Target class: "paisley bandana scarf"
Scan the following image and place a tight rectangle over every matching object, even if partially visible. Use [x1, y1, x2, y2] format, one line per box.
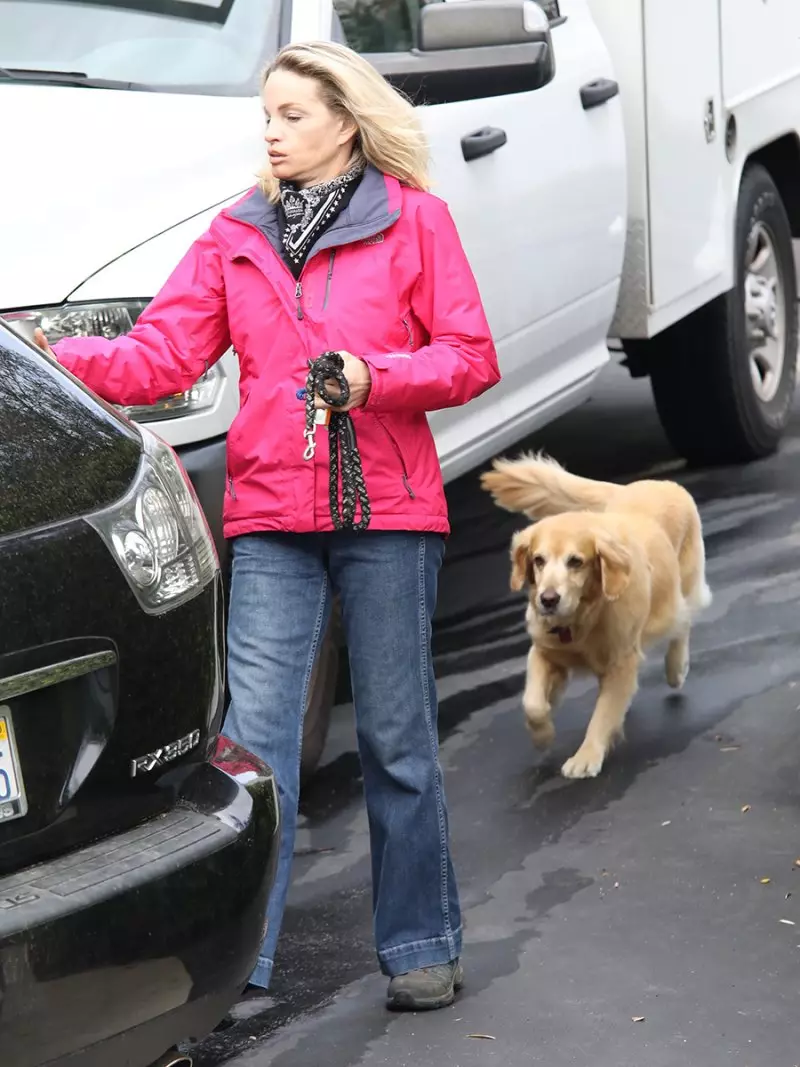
[278, 161, 365, 276]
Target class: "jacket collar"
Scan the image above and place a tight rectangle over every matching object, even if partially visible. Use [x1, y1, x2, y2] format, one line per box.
[223, 164, 402, 263]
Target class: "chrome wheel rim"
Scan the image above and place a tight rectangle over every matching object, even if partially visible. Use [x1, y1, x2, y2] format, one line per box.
[743, 221, 786, 404]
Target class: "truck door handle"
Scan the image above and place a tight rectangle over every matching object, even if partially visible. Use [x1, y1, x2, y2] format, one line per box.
[461, 126, 507, 162]
[580, 78, 619, 110]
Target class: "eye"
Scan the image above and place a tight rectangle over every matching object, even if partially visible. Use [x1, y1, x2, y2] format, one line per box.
[566, 555, 584, 569]
[286, 113, 302, 122]
[532, 555, 545, 569]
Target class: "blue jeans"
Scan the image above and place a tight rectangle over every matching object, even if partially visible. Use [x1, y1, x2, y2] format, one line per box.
[222, 531, 462, 989]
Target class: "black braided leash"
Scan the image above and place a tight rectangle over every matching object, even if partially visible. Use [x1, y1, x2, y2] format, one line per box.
[303, 351, 371, 531]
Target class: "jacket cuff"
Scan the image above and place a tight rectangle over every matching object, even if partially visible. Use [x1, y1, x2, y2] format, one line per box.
[361, 351, 411, 411]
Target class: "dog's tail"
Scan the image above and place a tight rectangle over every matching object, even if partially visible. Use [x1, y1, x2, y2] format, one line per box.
[480, 452, 616, 518]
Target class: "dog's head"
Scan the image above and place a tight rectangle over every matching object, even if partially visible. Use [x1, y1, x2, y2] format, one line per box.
[510, 515, 632, 620]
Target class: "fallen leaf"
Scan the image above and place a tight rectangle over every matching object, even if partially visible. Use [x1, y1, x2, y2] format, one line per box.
[614, 881, 620, 888]
[794, 859, 800, 868]
[780, 919, 796, 926]
[721, 746, 741, 752]
[760, 878, 771, 885]
[787, 893, 792, 900]
[662, 820, 672, 827]
[467, 1034, 496, 1041]
[741, 804, 751, 813]
[632, 1016, 645, 1023]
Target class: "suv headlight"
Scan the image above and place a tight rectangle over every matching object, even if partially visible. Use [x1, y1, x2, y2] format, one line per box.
[3, 302, 224, 422]
[87, 426, 219, 615]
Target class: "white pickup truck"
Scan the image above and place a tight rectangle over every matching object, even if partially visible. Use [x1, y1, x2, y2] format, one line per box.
[3, 0, 799, 775]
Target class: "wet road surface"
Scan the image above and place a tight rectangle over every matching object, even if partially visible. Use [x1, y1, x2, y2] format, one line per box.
[192, 359, 800, 1067]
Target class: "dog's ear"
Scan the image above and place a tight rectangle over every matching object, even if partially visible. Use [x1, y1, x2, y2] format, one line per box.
[510, 527, 537, 592]
[595, 534, 632, 601]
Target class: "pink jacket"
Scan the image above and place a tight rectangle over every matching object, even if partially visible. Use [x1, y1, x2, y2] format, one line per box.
[54, 167, 500, 538]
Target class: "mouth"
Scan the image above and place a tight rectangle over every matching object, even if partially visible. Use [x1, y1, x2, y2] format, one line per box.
[269, 153, 287, 164]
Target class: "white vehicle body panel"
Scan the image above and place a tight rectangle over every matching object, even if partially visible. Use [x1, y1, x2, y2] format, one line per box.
[1, 0, 799, 477]
[594, 0, 800, 340]
[405, 2, 627, 479]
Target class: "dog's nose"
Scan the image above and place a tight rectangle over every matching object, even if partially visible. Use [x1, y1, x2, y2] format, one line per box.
[539, 589, 561, 612]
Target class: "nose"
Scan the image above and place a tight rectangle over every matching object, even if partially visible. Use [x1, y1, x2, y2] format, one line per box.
[539, 588, 561, 612]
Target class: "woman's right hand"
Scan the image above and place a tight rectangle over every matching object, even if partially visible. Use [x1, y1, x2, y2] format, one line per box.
[33, 327, 54, 356]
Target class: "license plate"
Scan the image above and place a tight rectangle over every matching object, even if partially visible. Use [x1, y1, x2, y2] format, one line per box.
[0, 709, 27, 823]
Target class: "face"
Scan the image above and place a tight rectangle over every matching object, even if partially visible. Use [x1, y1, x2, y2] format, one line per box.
[263, 68, 357, 188]
[510, 518, 631, 621]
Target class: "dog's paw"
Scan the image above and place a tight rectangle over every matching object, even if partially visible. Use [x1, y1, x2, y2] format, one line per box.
[665, 646, 690, 690]
[562, 744, 605, 779]
[525, 714, 556, 750]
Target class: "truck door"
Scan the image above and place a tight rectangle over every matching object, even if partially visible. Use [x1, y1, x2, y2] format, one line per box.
[315, 0, 626, 480]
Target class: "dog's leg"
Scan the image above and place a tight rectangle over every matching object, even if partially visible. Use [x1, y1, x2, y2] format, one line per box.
[562, 653, 639, 779]
[523, 646, 567, 750]
[665, 624, 691, 689]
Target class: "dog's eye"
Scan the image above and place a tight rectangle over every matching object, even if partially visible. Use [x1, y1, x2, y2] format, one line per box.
[532, 555, 545, 569]
[566, 555, 584, 569]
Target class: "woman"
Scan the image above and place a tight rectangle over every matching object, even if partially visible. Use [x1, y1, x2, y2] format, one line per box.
[39, 41, 500, 1011]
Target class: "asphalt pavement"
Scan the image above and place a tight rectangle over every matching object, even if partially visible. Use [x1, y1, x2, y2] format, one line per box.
[191, 356, 800, 1067]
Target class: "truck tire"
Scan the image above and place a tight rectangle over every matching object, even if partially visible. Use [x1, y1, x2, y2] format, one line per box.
[299, 601, 341, 784]
[626, 164, 798, 466]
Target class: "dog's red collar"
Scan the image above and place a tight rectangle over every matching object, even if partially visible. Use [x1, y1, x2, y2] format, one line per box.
[549, 625, 573, 644]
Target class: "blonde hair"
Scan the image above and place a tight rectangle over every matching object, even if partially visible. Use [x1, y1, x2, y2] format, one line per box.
[258, 40, 430, 203]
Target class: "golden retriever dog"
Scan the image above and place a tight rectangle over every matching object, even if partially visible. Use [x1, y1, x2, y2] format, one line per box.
[480, 454, 711, 779]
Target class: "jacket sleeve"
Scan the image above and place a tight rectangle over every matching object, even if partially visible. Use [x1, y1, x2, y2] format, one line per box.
[361, 197, 500, 413]
[52, 231, 231, 407]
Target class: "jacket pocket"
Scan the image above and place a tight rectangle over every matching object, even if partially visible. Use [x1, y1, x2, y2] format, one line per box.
[373, 414, 415, 500]
[226, 388, 251, 449]
[401, 316, 415, 350]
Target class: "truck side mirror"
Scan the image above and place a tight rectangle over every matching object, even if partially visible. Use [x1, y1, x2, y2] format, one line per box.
[419, 0, 551, 52]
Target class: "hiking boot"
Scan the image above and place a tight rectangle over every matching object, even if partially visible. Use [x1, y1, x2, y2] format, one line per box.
[386, 960, 463, 1011]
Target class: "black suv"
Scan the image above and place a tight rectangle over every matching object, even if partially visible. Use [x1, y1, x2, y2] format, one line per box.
[0, 320, 279, 1066]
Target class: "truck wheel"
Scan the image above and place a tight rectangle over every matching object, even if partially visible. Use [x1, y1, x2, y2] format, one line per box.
[629, 164, 798, 465]
[299, 601, 341, 784]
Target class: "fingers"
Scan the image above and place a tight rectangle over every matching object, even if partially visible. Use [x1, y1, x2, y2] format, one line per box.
[33, 327, 53, 354]
[313, 376, 343, 409]
[314, 395, 353, 413]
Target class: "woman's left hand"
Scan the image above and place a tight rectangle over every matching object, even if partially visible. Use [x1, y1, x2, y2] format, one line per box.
[315, 351, 372, 412]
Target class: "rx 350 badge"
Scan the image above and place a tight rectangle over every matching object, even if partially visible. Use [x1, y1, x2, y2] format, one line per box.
[130, 729, 201, 777]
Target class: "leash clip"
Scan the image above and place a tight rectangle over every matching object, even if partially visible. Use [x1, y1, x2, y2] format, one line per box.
[303, 425, 317, 461]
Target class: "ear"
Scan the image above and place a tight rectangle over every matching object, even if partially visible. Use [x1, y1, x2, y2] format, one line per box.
[595, 535, 632, 601]
[510, 527, 537, 592]
[337, 115, 359, 147]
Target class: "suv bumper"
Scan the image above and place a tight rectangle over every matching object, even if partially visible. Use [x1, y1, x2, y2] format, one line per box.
[0, 740, 279, 1067]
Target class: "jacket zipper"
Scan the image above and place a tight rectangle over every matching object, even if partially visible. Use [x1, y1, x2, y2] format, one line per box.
[375, 416, 415, 499]
[228, 475, 237, 500]
[223, 210, 391, 312]
[322, 250, 336, 311]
